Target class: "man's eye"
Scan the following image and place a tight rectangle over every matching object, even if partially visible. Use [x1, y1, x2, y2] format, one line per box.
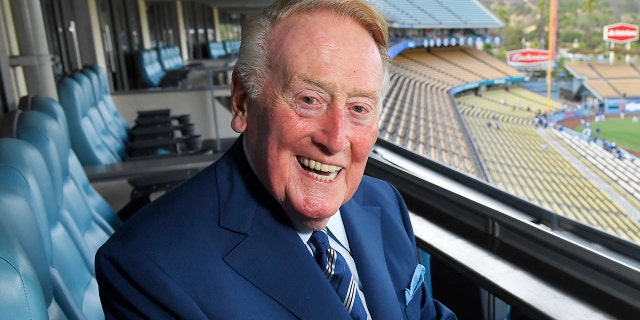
[301, 96, 319, 105]
[352, 105, 366, 113]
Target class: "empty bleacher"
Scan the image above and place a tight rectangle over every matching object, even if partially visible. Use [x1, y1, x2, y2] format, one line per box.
[380, 71, 478, 175]
[609, 79, 640, 98]
[566, 61, 640, 99]
[432, 47, 519, 80]
[460, 48, 523, 78]
[401, 48, 483, 84]
[382, 47, 524, 180]
[378, 42, 640, 243]
[585, 79, 621, 99]
[368, 0, 503, 27]
[458, 97, 640, 242]
[552, 130, 640, 210]
[458, 88, 563, 123]
[590, 62, 640, 79]
[565, 61, 601, 79]
[505, 87, 563, 110]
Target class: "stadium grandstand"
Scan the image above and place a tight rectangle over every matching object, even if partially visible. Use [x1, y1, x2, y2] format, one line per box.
[370, 0, 640, 243]
[3, 0, 640, 318]
[370, 0, 503, 29]
[565, 60, 640, 113]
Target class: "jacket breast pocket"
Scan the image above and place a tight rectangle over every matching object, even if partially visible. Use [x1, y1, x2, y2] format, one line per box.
[403, 264, 425, 320]
[404, 286, 423, 320]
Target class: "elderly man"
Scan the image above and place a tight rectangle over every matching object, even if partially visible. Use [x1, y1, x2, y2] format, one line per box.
[95, 0, 456, 319]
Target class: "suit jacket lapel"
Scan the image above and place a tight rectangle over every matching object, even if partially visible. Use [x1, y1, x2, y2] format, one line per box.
[342, 197, 404, 320]
[216, 138, 351, 319]
[224, 207, 350, 319]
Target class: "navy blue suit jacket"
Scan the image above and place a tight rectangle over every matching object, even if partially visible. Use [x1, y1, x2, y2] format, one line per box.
[96, 137, 455, 319]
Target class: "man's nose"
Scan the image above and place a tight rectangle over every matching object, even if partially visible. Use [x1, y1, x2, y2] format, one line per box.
[316, 106, 349, 154]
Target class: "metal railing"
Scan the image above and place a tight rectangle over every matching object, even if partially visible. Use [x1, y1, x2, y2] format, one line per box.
[365, 139, 640, 319]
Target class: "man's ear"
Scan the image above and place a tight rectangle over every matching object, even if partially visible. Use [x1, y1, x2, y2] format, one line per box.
[231, 72, 249, 133]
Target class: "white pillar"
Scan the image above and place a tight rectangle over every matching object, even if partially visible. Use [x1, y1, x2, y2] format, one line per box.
[9, 0, 57, 99]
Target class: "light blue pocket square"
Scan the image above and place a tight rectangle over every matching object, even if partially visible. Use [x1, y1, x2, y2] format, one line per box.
[405, 264, 426, 306]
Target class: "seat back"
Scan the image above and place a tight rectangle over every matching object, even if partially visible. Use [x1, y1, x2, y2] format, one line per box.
[57, 76, 120, 165]
[80, 68, 128, 144]
[24, 95, 122, 229]
[0, 197, 50, 320]
[224, 40, 241, 56]
[158, 46, 185, 71]
[137, 49, 165, 87]
[0, 139, 103, 320]
[15, 105, 114, 249]
[208, 41, 227, 59]
[86, 65, 130, 137]
[69, 72, 126, 159]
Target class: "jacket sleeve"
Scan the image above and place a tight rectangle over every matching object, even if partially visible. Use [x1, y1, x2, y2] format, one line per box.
[95, 242, 208, 320]
[385, 181, 457, 320]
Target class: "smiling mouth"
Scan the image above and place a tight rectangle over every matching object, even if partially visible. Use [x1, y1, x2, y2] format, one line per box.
[297, 156, 342, 181]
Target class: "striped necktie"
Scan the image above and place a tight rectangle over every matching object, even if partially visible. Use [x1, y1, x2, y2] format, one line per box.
[309, 228, 370, 320]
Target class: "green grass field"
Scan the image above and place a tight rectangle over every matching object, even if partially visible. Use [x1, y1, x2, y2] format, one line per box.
[575, 117, 640, 153]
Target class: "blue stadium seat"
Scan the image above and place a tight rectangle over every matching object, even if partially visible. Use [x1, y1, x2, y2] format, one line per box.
[0, 189, 53, 320]
[158, 46, 196, 85]
[69, 71, 127, 159]
[158, 46, 185, 70]
[58, 75, 120, 165]
[208, 41, 227, 59]
[136, 49, 183, 88]
[224, 40, 241, 56]
[2, 109, 111, 267]
[80, 68, 128, 145]
[22, 95, 122, 229]
[0, 138, 103, 319]
[58, 67, 202, 164]
[86, 65, 131, 138]
[15, 105, 117, 239]
[138, 49, 165, 87]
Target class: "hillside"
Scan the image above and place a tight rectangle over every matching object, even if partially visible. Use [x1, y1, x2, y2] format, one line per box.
[479, 0, 640, 53]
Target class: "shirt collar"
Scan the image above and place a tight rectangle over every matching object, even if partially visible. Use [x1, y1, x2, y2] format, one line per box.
[298, 210, 349, 251]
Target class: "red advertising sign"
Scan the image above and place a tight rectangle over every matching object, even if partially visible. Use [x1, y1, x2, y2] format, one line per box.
[603, 23, 639, 43]
[506, 49, 550, 66]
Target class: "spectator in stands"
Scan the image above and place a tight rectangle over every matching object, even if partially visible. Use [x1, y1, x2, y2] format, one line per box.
[95, 1, 456, 319]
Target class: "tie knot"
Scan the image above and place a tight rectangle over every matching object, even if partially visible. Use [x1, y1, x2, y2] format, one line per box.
[309, 228, 330, 253]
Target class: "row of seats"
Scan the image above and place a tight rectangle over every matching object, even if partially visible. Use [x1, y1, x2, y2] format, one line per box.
[380, 66, 482, 178]
[158, 46, 188, 72]
[553, 130, 640, 206]
[56, 65, 211, 218]
[207, 40, 240, 59]
[0, 90, 212, 318]
[137, 46, 200, 88]
[0, 95, 121, 318]
[57, 65, 203, 166]
[456, 92, 640, 243]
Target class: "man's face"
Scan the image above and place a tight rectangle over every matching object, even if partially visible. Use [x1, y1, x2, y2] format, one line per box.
[231, 11, 383, 230]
